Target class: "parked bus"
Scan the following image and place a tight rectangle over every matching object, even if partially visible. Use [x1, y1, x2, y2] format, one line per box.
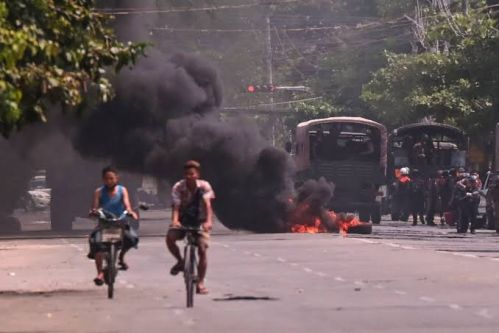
[389, 123, 467, 175]
[388, 122, 468, 220]
[294, 117, 388, 224]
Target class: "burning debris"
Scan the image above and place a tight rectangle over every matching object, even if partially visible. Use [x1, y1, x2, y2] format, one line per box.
[288, 179, 372, 235]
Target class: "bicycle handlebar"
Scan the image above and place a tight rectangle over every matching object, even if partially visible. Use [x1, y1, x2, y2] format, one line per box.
[91, 209, 131, 222]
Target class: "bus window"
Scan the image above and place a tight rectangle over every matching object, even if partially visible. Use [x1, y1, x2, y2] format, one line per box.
[309, 124, 380, 162]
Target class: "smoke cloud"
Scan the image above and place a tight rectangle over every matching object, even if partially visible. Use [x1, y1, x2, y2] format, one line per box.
[75, 52, 296, 232]
[0, 2, 299, 233]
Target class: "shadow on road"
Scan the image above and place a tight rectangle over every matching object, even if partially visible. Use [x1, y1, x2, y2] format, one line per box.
[213, 294, 279, 302]
[0, 289, 95, 297]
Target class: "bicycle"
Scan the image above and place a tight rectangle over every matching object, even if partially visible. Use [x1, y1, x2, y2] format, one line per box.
[93, 209, 129, 299]
[182, 226, 201, 308]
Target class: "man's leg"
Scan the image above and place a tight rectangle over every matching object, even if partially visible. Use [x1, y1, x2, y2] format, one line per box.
[412, 211, 417, 225]
[426, 198, 435, 225]
[166, 229, 182, 261]
[456, 206, 465, 233]
[196, 234, 209, 294]
[469, 205, 477, 233]
[166, 229, 184, 275]
[118, 228, 138, 270]
[89, 229, 104, 284]
[118, 247, 130, 269]
[461, 207, 471, 233]
[94, 252, 105, 284]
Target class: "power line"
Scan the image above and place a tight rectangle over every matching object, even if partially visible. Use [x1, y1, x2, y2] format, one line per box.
[98, 1, 299, 16]
[151, 27, 262, 33]
[223, 97, 323, 110]
[150, 22, 409, 34]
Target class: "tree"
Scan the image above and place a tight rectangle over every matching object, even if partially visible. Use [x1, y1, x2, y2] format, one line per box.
[362, 0, 499, 135]
[279, 0, 413, 132]
[0, 0, 146, 136]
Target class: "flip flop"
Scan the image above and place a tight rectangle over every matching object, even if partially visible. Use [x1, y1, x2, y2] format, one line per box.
[170, 262, 183, 276]
[196, 286, 209, 295]
[93, 277, 104, 286]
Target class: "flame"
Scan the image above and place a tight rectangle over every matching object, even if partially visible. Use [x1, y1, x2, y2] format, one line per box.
[291, 217, 327, 234]
[289, 203, 368, 236]
[289, 201, 328, 234]
[336, 214, 362, 237]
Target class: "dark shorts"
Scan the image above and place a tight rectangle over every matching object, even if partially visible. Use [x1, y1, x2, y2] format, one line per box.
[88, 226, 139, 256]
[167, 226, 210, 249]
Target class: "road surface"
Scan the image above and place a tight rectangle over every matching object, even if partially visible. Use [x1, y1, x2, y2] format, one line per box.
[1, 214, 499, 332]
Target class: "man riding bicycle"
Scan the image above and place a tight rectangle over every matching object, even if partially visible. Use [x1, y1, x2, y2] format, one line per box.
[166, 160, 215, 295]
[89, 166, 138, 286]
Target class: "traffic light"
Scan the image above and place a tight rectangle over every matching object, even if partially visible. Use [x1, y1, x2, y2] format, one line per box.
[246, 84, 276, 93]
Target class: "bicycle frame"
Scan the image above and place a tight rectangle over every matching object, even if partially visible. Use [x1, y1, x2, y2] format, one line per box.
[94, 209, 128, 299]
[182, 227, 201, 308]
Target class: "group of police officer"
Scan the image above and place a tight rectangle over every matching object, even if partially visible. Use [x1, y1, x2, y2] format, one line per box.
[392, 167, 484, 234]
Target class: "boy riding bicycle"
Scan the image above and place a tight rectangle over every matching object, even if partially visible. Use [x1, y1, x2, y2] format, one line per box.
[166, 160, 215, 295]
[88, 166, 138, 286]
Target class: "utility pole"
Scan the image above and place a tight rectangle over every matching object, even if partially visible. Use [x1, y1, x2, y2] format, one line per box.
[265, 14, 276, 146]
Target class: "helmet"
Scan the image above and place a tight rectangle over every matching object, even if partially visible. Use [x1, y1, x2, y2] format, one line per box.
[400, 167, 410, 175]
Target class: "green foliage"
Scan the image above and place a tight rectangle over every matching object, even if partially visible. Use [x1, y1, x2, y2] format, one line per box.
[362, 2, 499, 135]
[283, 0, 411, 127]
[0, 0, 147, 136]
[286, 99, 341, 130]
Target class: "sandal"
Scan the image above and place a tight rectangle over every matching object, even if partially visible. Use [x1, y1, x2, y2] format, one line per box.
[118, 261, 129, 271]
[170, 261, 184, 276]
[93, 277, 104, 286]
[196, 285, 209, 295]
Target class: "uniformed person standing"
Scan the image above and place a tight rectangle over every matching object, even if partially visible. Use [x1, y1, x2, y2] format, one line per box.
[454, 175, 480, 234]
[394, 167, 412, 222]
[409, 169, 426, 226]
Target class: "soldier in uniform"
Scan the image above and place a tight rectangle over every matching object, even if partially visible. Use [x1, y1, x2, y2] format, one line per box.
[425, 171, 439, 226]
[454, 175, 480, 234]
[394, 167, 412, 222]
[409, 169, 426, 226]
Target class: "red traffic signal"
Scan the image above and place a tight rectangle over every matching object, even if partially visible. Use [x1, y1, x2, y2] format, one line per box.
[246, 84, 276, 93]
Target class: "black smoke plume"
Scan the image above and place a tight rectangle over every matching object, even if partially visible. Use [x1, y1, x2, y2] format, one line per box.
[75, 52, 295, 232]
[296, 178, 335, 214]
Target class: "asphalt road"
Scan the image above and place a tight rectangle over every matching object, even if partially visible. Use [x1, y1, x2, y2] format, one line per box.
[2, 216, 499, 333]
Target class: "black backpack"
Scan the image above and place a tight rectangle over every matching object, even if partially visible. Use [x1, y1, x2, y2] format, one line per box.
[180, 188, 203, 227]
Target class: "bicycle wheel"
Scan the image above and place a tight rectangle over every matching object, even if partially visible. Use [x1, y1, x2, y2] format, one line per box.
[185, 245, 196, 308]
[107, 244, 116, 299]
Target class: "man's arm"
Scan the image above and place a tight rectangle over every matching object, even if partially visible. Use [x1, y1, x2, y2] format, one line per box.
[201, 181, 215, 232]
[171, 182, 182, 228]
[122, 187, 138, 220]
[202, 197, 213, 232]
[171, 205, 181, 228]
[90, 189, 100, 215]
